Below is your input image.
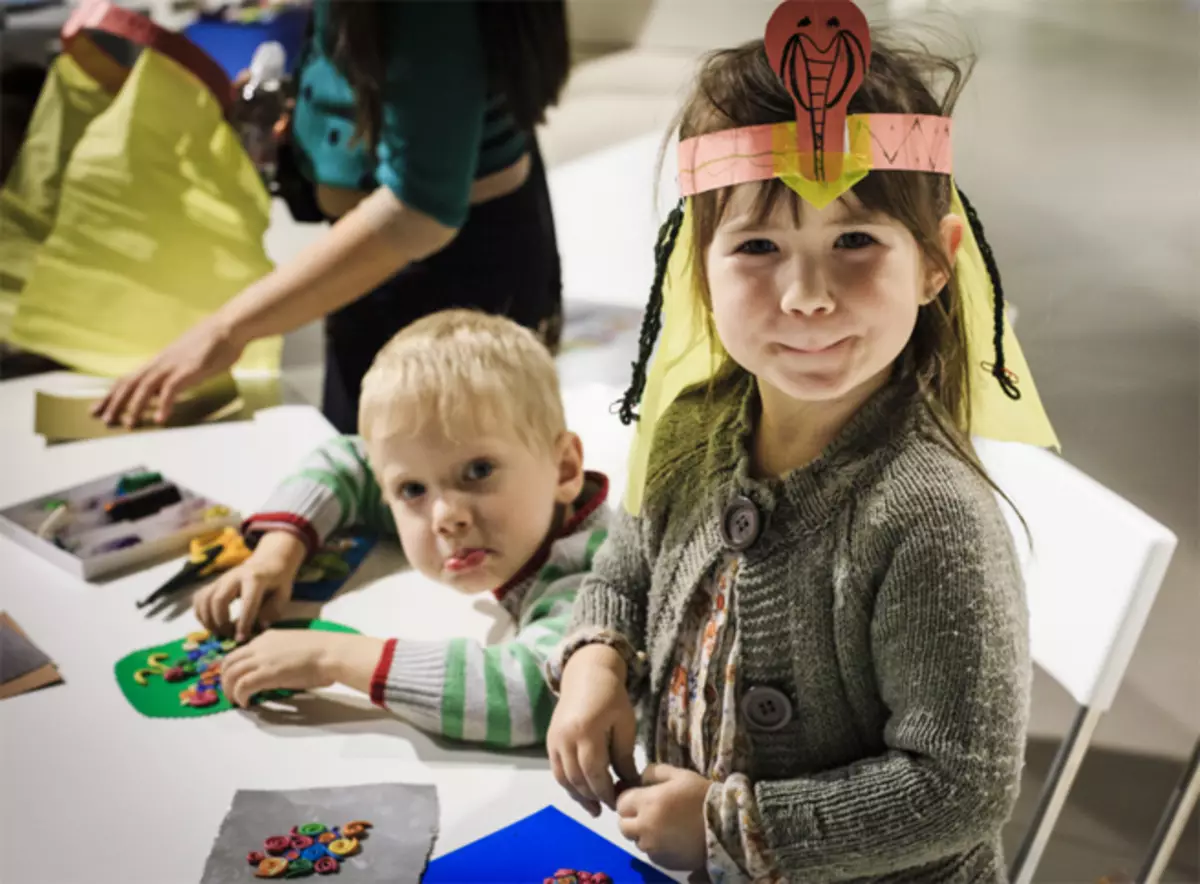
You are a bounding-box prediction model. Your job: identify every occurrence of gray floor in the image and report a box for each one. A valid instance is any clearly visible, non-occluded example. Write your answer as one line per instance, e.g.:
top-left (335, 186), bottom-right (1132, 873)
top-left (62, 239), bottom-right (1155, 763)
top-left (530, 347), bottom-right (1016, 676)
top-left (272, 1), bottom-right (1200, 879)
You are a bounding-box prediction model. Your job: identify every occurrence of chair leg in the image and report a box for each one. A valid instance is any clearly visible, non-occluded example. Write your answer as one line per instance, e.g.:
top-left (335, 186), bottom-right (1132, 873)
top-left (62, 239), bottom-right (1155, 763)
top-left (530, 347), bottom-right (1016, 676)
top-left (1137, 737), bottom-right (1200, 884)
top-left (1010, 705), bottom-right (1104, 884)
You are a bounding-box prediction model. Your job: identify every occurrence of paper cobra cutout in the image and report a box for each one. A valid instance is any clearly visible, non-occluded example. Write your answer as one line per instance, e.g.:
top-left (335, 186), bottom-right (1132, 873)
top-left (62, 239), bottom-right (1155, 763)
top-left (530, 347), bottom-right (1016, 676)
top-left (765, 0), bottom-right (870, 183)
top-left (678, 0), bottom-right (953, 207)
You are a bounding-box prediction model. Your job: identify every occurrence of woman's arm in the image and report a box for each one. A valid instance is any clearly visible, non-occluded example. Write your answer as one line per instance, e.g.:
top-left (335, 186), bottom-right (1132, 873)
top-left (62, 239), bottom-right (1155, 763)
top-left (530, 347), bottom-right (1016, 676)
top-left (94, 189), bottom-right (454, 426)
top-left (220, 188), bottom-right (454, 343)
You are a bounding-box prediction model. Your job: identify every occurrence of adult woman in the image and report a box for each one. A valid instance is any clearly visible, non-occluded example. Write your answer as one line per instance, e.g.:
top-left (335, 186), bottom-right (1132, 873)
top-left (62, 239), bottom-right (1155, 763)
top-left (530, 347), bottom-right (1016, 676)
top-left (96, 0), bottom-right (569, 433)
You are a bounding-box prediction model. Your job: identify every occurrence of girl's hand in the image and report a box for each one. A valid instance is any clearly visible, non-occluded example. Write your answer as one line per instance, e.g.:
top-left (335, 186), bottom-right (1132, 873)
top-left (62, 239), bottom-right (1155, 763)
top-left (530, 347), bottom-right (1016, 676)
top-left (221, 631), bottom-right (384, 708)
top-left (616, 764), bottom-right (711, 871)
top-left (193, 532), bottom-right (307, 643)
top-left (547, 644), bottom-right (641, 817)
top-left (93, 313), bottom-right (245, 427)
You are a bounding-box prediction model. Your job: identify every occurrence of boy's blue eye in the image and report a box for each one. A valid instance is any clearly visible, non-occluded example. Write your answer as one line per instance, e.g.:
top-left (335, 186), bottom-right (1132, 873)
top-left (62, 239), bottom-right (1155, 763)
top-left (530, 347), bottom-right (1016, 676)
top-left (735, 238), bottom-right (779, 255)
top-left (835, 231), bottom-right (878, 250)
top-left (398, 482), bottom-right (425, 500)
top-left (465, 460), bottom-right (495, 482)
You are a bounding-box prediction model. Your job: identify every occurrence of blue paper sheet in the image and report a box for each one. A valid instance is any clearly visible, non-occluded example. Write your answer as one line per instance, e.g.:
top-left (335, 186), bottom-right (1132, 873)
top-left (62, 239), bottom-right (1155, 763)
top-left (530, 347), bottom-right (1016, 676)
top-left (424, 806), bottom-right (674, 884)
top-left (290, 533), bottom-right (375, 603)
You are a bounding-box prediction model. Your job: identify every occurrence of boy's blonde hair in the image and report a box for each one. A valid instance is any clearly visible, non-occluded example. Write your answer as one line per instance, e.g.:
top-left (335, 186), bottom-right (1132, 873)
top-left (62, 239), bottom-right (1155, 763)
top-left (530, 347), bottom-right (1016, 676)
top-left (358, 310), bottom-right (566, 451)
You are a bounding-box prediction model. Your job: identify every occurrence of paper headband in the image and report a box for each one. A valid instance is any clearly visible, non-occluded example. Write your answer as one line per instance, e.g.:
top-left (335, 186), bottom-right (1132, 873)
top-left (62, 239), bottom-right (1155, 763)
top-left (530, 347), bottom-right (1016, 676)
top-left (677, 0), bottom-right (952, 207)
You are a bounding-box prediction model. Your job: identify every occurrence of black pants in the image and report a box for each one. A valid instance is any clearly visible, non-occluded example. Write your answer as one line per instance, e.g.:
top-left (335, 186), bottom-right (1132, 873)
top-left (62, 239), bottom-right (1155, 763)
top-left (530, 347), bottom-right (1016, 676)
top-left (321, 143), bottom-right (562, 434)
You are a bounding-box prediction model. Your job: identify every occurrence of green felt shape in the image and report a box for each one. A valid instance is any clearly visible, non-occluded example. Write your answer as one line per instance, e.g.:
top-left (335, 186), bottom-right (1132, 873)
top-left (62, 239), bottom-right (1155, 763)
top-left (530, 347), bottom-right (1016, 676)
top-left (114, 619), bottom-right (359, 719)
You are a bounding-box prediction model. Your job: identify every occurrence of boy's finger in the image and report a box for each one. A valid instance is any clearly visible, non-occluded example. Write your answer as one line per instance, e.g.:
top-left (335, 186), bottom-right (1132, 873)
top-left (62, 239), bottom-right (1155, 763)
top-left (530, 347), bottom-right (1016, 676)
top-left (236, 583), bottom-right (267, 643)
top-left (192, 584), bottom-right (215, 629)
top-left (210, 579), bottom-right (242, 636)
top-left (258, 583), bottom-right (289, 627)
top-left (233, 669), bottom-right (274, 708)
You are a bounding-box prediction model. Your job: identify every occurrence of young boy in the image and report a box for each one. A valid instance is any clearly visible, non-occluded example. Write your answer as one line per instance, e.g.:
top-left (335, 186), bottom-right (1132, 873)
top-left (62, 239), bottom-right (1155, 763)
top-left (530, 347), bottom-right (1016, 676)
top-left (194, 310), bottom-right (610, 748)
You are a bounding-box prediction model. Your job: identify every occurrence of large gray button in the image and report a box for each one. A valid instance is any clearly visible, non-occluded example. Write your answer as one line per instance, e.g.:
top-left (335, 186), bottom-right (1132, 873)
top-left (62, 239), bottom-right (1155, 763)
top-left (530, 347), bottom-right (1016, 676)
top-left (720, 495), bottom-right (762, 551)
top-left (741, 686), bottom-right (792, 732)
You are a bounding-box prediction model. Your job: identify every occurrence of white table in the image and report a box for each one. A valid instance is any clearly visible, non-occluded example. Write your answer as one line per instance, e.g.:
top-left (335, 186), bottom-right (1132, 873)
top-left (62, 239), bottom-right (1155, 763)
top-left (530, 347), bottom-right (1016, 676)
top-left (0, 373), bottom-right (663, 884)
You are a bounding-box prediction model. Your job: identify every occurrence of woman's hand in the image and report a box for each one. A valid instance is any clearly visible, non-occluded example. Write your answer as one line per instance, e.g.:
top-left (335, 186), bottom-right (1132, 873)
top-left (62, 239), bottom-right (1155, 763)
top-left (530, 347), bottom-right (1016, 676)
top-left (546, 643), bottom-right (641, 817)
top-left (616, 764), bottom-right (711, 871)
top-left (93, 313), bottom-right (245, 427)
top-left (194, 532), bottom-right (307, 643)
top-left (221, 631), bottom-right (384, 708)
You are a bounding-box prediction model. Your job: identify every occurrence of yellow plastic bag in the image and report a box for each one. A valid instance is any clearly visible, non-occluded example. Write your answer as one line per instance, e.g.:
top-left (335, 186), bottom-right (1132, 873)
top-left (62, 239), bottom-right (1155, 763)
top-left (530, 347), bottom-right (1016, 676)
top-left (5, 0), bottom-right (280, 376)
top-left (0, 37), bottom-right (122, 334)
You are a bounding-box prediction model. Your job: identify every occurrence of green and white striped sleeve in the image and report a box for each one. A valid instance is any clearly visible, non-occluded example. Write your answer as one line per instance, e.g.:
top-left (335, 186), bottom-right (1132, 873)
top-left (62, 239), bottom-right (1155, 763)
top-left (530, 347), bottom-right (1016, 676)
top-left (367, 568), bottom-right (583, 748)
top-left (245, 435), bottom-right (396, 551)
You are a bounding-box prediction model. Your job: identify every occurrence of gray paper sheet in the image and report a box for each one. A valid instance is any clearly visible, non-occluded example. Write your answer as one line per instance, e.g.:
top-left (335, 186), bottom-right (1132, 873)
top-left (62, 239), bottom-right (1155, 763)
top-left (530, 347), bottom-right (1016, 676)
top-left (0, 619), bottom-right (52, 684)
top-left (199, 783), bottom-right (439, 884)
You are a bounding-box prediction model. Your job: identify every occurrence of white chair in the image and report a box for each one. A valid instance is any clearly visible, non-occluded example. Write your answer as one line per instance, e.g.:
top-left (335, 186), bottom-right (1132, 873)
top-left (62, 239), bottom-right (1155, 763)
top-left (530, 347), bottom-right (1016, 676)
top-left (1137, 737), bottom-right (1200, 883)
top-left (973, 438), bottom-right (1179, 884)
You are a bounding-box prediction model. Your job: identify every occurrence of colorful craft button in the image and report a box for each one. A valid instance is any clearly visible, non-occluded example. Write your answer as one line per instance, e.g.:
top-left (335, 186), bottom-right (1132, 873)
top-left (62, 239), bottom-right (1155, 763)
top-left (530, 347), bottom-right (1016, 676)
top-left (263, 835), bottom-right (291, 856)
top-left (300, 845), bottom-right (327, 863)
top-left (255, 857), bottom-right (289, 878)
top-left (284, 859), bottom-right (314, 878)
top-left (316, 833), bottom-right (335, 845)
top-left (163, 666), bottom-right (187, 682)
top-left (221, 639), bottom-right (239, 652)
top-left (187, 648), bottom-right (205, 662)
top-left (284, 850), bottom-right (300, 861)
top-left (298, 823), bottom-right (326, 837)
top-left (289, 835), bottom-right (314, 851)
top-left (341, 821), bottom-right (370, 837)
top-left (133, 669), bottom-right (155, 686)
top-left (187, 630), bottom-right (211, 644)
top-left (200, 640), bottom-right (223, 655)
top-left (247, 852), bottom-right (266, 866)
top-left (187, 690), bottom-right (219, 708)
top-left (326, 838), bottom-right (358, 858)
top-left (147, 652), bottom-right (170, 671)
top-left (313, 857), bottom-right (339, 875)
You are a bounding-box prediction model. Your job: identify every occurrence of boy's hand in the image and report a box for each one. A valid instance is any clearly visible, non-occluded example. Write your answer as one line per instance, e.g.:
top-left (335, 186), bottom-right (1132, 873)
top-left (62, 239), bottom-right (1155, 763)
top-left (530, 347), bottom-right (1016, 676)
top-left (193, 531), bottom-right (307, 642)
top-left (221, 631), bottom-right (385, 708)
top-left (547, 644), bottom-right (640, 817)
top-left (616, 764), bottom-right (710, 871)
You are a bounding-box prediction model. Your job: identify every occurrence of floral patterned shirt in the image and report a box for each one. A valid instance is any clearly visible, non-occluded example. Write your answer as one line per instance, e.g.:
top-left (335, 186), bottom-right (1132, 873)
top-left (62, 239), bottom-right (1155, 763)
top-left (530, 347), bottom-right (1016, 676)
top-left (657, 554), bottom-right (785, 883)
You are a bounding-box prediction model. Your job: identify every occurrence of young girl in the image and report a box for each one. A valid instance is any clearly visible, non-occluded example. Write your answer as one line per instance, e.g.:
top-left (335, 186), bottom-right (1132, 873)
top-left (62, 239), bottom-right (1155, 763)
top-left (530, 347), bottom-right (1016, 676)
top-left (546, 2), bottom-right (1057, 880)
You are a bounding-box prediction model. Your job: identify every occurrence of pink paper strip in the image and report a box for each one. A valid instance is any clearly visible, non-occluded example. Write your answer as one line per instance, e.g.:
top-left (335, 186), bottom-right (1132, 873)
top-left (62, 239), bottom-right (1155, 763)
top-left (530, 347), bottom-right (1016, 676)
top-left (677, 114), bottom-right (952, 197)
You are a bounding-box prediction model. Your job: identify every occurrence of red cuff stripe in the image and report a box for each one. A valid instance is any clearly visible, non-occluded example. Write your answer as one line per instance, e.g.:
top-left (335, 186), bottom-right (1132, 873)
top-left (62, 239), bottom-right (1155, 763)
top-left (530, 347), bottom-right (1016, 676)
top-left (243, 512), bottom-right (320, 556)
top-left (369, 638), bottom-right (398, 708)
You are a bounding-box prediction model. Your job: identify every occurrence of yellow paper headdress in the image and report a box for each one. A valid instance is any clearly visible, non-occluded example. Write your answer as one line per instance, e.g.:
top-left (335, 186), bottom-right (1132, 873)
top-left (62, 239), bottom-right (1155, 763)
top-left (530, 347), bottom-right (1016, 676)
top-left (618, 0), bottom-right (1058, 515)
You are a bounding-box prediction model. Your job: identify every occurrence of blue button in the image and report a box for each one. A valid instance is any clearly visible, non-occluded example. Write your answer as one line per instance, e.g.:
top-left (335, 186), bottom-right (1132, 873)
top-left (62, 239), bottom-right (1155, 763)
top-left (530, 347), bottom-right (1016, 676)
top-left (302, 845), bottom-right (328, 862)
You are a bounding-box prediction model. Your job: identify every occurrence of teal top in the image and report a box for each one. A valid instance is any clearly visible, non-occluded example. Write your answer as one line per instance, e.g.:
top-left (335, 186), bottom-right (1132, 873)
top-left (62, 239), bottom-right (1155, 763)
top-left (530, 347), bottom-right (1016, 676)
top-left (290, 0), bottom-right (528, 228)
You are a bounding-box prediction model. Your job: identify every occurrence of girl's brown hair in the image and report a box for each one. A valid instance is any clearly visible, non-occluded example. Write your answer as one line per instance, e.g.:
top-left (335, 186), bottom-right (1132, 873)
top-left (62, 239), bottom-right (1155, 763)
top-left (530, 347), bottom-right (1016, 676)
top-left (326, 1), bottom-right (570, 151)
